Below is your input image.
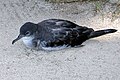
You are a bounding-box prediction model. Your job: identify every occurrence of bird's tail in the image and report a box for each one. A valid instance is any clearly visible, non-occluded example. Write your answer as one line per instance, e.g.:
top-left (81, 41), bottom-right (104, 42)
top-left (88, 29), bottom-right (117, 38)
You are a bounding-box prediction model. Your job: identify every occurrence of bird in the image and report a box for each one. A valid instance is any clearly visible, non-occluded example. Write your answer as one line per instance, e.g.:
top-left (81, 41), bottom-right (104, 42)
top-left (12, 19), bottom-right (117, 51)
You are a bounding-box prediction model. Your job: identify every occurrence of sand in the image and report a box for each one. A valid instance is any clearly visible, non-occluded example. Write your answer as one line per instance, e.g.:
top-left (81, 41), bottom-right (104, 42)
top-left (0, 0), bottom-right (120, 80)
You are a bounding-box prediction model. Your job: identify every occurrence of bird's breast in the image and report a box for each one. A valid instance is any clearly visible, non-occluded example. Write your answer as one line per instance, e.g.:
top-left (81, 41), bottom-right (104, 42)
top-left (22, 36), bottom-right (35, 48)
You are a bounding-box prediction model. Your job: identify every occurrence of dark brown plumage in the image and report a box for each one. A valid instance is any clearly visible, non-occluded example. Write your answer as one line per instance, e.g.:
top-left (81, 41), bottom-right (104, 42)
top-left (12, 19), bottom-right (117, 50)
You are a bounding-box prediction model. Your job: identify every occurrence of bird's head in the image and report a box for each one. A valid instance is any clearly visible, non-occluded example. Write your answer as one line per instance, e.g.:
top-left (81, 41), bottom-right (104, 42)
top-left (12, 22), bottom-right (38, 44)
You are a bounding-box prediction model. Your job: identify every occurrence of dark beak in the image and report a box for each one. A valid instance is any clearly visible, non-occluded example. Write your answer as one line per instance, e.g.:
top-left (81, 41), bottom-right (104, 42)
top-left (12, 34), bottom-right (24, 44)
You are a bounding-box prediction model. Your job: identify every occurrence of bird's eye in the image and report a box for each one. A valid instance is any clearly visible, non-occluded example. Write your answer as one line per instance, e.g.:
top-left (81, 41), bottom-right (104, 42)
top-left (25, 31), bottom-right (30, 35)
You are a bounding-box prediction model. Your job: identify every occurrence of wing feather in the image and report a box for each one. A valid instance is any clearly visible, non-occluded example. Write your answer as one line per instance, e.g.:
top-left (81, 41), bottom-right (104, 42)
top-left (37, 19), bottom-right (94, 47)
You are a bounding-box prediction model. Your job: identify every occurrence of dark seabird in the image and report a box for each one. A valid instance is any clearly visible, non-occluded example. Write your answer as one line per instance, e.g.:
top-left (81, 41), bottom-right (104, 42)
top-left (12, 19), bottom-right (117, 50)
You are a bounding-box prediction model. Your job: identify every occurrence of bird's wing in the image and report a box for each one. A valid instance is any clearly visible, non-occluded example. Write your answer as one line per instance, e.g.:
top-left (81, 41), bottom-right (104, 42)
top-left (37, 19), bottom-right (94, 47)
top-left (51, 26), bottom-right (93, 41)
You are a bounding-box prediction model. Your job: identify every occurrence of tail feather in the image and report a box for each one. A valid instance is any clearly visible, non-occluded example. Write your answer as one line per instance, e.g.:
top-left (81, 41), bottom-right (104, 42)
top-left (88, 29), bottom-right (117, 38)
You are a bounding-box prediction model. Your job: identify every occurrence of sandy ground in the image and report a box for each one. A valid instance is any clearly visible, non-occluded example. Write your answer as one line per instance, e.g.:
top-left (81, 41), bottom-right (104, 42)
top-left (0, 0), bottom-right (120, 80)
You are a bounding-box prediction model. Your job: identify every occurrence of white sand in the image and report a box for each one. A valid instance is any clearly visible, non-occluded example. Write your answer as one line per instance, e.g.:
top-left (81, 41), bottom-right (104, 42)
top-left (0, 0), bottom-right (120, 80)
